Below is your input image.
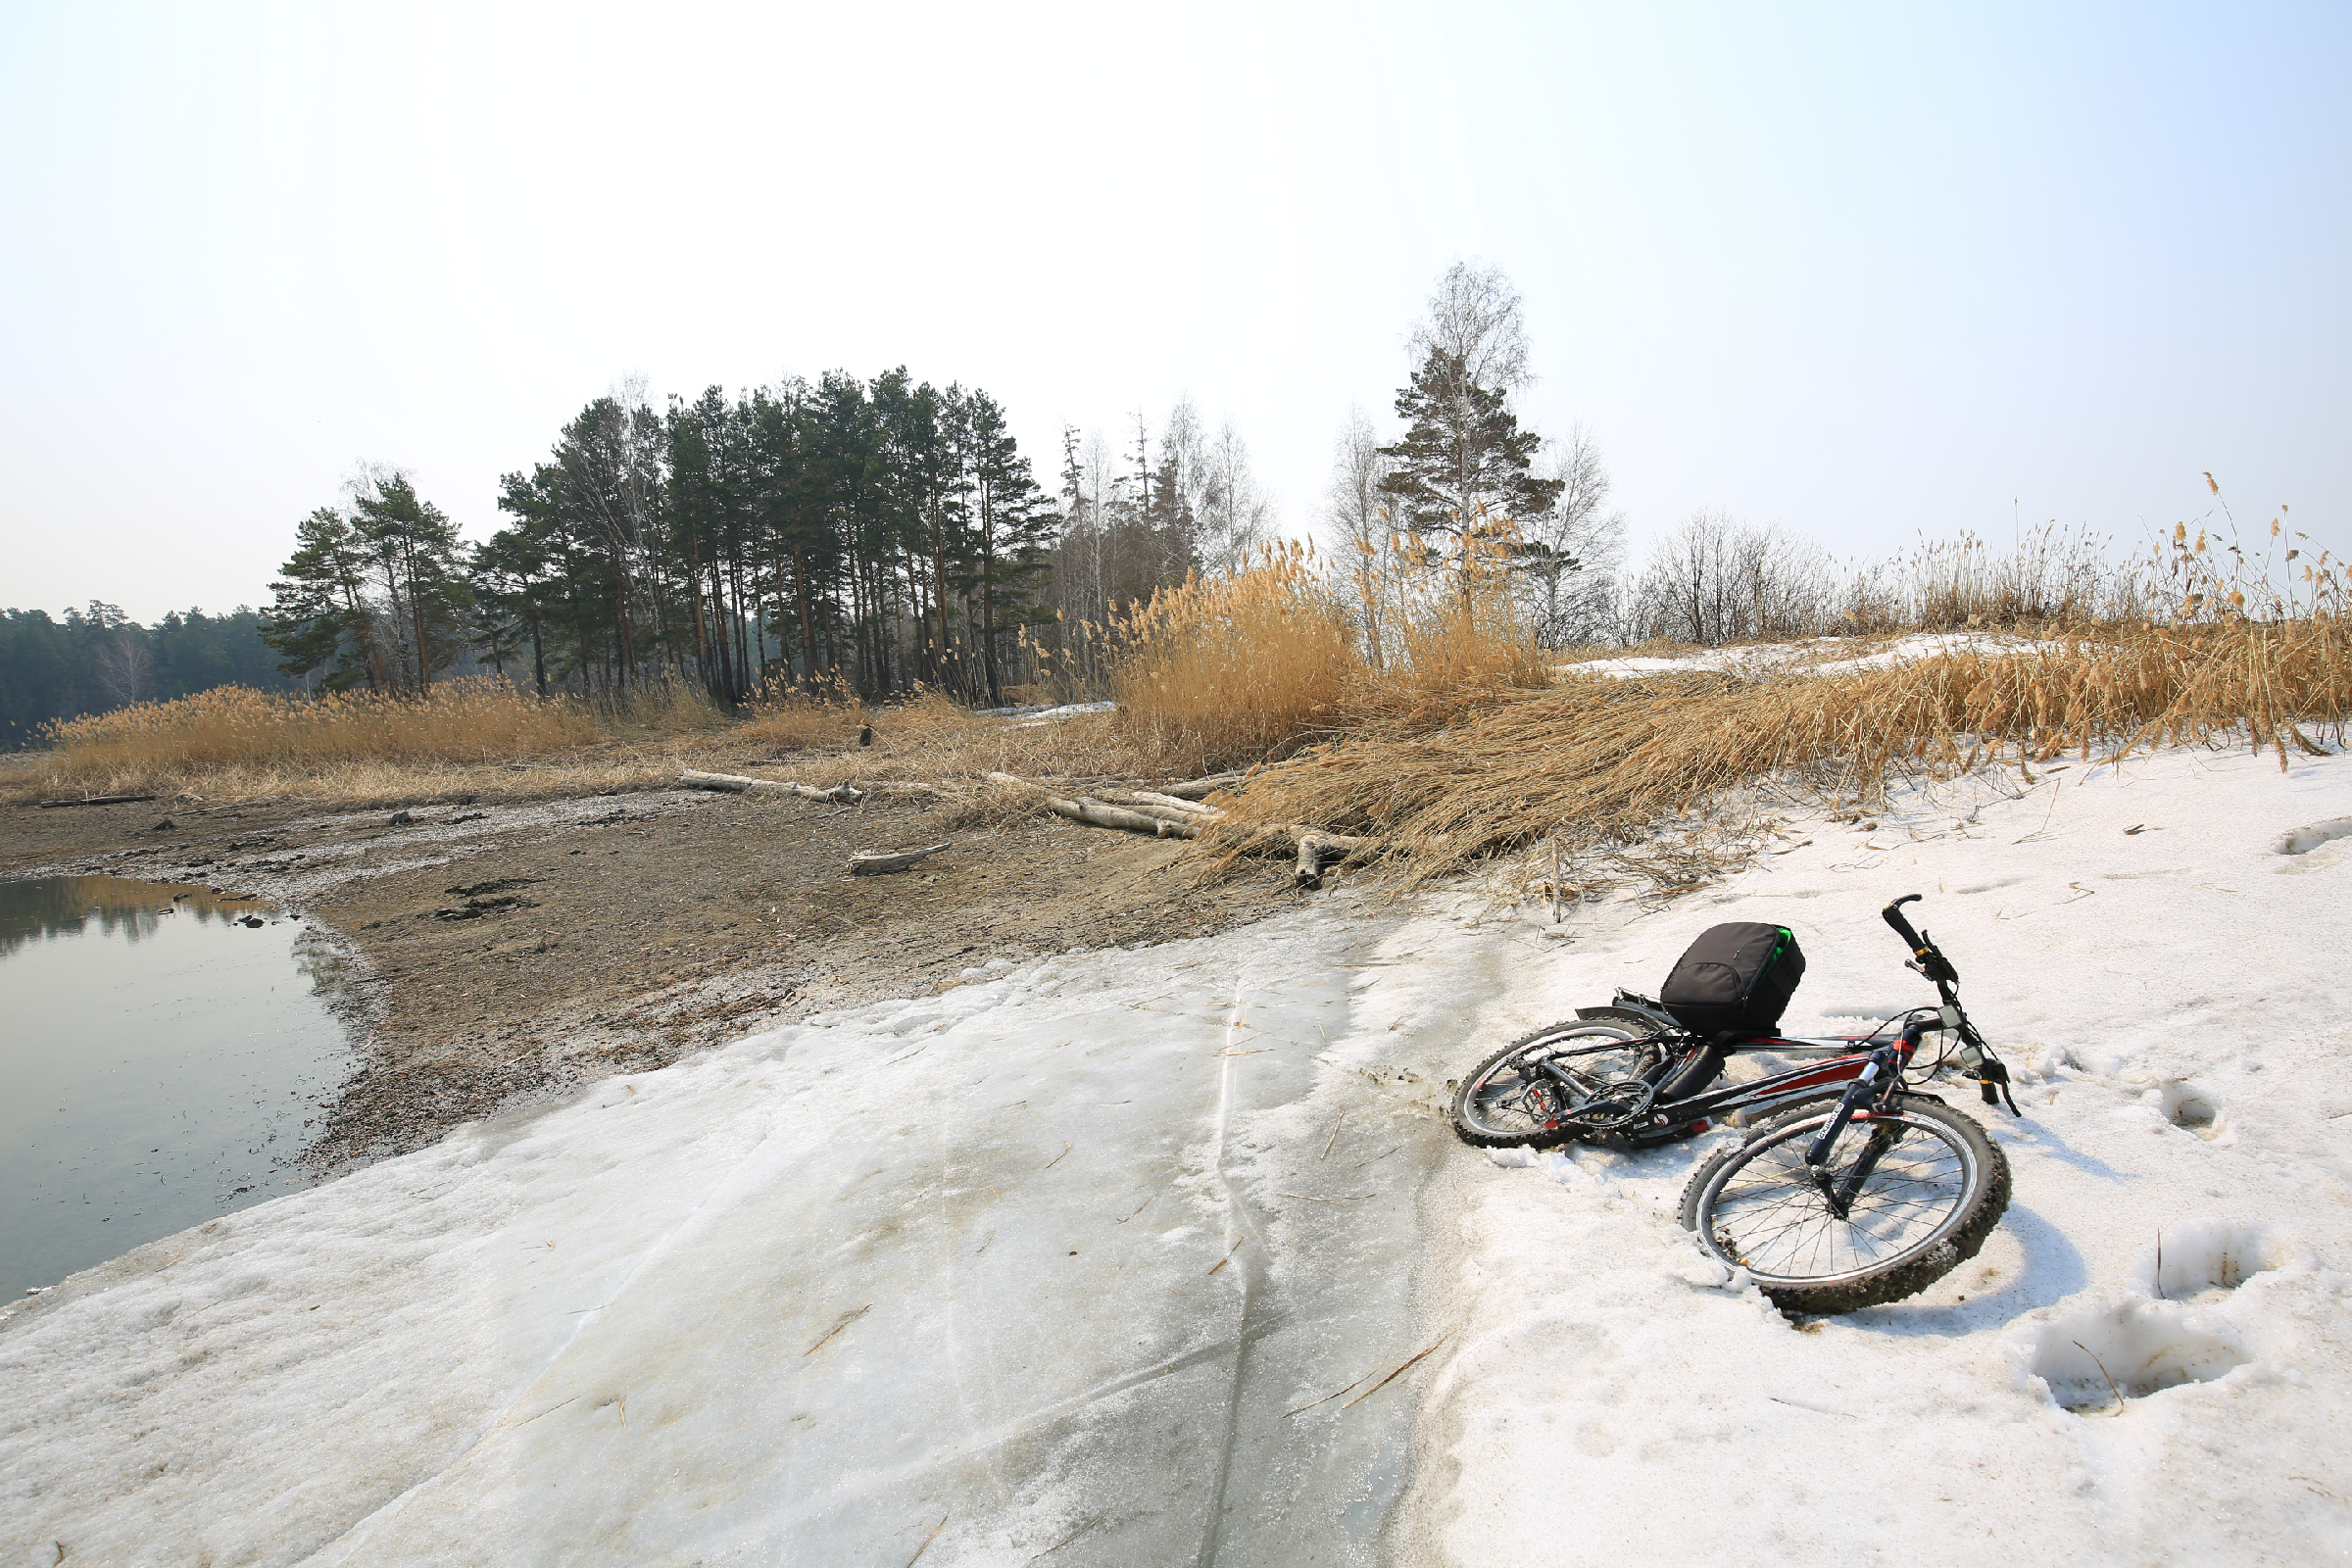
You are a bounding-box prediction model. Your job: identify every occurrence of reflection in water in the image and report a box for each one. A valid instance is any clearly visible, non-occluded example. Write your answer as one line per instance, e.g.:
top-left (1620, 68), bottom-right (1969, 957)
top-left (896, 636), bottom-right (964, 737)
top-left (0, 875), bottom-right (270, 958)
top-left (0, 876), bottom-right (359, 1300)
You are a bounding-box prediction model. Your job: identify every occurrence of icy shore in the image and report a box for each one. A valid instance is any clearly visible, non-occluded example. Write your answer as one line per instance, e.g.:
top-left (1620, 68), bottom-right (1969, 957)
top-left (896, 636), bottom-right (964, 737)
top-left (4, 741), bottom-right (2349, 1565)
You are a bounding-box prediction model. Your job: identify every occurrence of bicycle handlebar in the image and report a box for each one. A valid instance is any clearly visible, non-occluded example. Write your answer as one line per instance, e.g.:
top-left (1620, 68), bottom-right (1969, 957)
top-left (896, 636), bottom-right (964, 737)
top-left (1882, 894), bottom-right (1927, 950)
top-left (1882, 896), bottom-right (2018, 1114)
top-left (1883, 894), bottom-right (1959, 984)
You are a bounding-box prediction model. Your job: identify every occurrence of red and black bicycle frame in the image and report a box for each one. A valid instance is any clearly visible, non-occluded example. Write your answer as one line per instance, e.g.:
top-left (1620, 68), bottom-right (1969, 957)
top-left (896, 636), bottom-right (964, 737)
top-left (1587, 1027), bottom-right (1918, 1145)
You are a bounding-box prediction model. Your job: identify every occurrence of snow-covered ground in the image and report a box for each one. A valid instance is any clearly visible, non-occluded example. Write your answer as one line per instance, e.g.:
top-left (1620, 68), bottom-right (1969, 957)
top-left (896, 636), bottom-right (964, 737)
top-left (5, 742), bottom-right (2349, 1565)
top-left (1419, 742), bottom-right (2352, 1566)
top-left (971, 700), bottom-right (1119, 726)
top-left (1559, 631), bottom-right (2043, 682)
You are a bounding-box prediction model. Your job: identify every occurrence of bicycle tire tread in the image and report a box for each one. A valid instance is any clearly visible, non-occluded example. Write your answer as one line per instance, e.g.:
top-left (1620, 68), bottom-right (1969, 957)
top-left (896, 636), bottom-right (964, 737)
top-left (1679, 1096), bottom-right (2011, 1314)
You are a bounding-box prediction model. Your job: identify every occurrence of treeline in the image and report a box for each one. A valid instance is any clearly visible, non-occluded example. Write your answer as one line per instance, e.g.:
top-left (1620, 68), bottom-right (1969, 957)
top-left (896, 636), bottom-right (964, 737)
top-left (0, 605), bottom-right (300, 746)
top-left (267, 371), bottom-right (1072, 709)
top-left (1050, 400), bottom-right (1276, 658)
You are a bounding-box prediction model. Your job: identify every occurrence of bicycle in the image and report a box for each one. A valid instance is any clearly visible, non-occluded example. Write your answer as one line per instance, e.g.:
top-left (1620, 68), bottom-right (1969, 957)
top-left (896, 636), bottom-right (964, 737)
top-left (1448, 896), bottom-right (2020, 1312)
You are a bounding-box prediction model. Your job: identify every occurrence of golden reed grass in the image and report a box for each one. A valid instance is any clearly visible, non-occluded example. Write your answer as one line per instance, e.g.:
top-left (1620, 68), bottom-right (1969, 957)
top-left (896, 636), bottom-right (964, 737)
top-left (16, 677), bottom-right (734, 806)
top-left (44, 680), bottom-right (598, 772)
top-left (1098, 541), bottom-right (1552, 771)
top-left (1213, 614), bottom-right (2351, 889)
top-left (1108, 544), bottom-right (1361, 772)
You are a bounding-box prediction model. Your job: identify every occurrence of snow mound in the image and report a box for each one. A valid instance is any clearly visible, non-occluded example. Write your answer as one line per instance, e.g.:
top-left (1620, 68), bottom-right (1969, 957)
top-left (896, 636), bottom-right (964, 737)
top-left (2273, 815), bottom-right (2352, 855)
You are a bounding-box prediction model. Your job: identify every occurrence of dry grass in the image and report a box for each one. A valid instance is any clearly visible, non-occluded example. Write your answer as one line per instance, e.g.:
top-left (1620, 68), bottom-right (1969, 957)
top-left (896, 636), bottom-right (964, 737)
top-left (1212, 610), bottom-right (2352, 892)
top-left (1109, 545), bottom-right (1361, 773)
top-left (733, 675), bottom-right (869, 753)
top-left (1099, 543), bottom-right (1553, 769)
top-left (15, 510), bottom-right (2342, 906)
top-left (775, 691), bottom-right (1139, 788)
top-left (8, 677), bottom-right (737, 809)
top-left (49, 679), bottom-right (603, 770)
top-left (1837, 523), bottom-right (2139, 632)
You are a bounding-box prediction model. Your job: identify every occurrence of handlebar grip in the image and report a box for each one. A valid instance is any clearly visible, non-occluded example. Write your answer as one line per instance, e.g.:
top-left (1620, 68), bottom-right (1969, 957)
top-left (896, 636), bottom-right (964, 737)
top-left (1882, 894), bottom-right (1927, 949)
top-left (1884, 894), bottom-right (1960, 983)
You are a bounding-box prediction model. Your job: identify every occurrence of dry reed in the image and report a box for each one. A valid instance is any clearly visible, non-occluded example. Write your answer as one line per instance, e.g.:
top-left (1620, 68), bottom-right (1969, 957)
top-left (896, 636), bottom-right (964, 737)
top-left (1212, 609), bottom-right (2351, 891)
top-left (14, 676), bottom-right (738, 807)
top-left (45, 680), bottom-right (597, 772)
top-left (1110, 544), bottom-right (1362, 772)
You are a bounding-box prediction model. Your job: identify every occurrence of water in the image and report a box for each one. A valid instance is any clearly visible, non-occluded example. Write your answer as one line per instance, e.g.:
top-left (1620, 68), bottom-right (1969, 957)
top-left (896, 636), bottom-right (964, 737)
top-left (0, 875), bottom-right (360, 1299)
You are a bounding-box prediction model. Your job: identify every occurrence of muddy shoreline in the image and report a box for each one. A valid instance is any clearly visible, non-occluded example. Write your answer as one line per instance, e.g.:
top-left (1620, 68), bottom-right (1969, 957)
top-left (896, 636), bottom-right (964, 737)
top-left (1, 781), bottom-right (1298, 1174)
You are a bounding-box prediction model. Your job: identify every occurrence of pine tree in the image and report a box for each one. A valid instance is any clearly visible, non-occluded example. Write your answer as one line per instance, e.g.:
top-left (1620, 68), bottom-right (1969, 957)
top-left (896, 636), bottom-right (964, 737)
top-left (960, 390), bottom-right (1054, 705)
top-left (1377, 348), bottom-right (1562, 575)
top-left (261, 508), bottom-right (384, 690)
top-left (349, 472), bottom-right (474, 690)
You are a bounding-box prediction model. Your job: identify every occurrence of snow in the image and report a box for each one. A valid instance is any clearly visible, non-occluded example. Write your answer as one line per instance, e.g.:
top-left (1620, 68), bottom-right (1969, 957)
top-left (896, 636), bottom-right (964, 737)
top-left (971, 700), bottom-right (1117, 725)
top-left (6, 741), bottom-right (2352, 1564)
top-left (0, 906), bottom-right (1452, 1565)
top-left (1423, 742), bottom-right (2352, 1565)
top-left (1559, 631), bottom-right (2043, 681)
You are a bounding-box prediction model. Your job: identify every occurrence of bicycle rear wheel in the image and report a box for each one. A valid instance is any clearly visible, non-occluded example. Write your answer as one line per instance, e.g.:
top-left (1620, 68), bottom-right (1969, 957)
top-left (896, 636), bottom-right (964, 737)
top-left (1449, 1020), bottom-right (1663, 1148)
top-left (1679, 1097), bottom-right (2009, 1313)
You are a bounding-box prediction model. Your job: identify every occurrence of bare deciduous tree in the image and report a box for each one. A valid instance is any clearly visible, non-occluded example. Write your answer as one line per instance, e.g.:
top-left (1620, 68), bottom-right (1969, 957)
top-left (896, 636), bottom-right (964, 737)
top-left (1410, 260), bottom-right (1533, 396)
top-left (1632, 511), bottom-right (1834, 645)
top-left (1198, 421), bottom-right (1273, 578)
top-left (91, 627), bottom-right (153, 709)
top-left (1517, 424), bottom-right (1627, 647)
top-left (1324, 408), bottom-right (1398, 664)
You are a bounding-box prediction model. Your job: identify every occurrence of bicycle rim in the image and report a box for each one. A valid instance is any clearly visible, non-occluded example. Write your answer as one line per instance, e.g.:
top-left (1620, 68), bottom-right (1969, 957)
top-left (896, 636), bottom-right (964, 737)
top-left (1697, 1110), bottom-right (1978, 1287)
top-left (1459, 1032), bottom-right (1662, 1142)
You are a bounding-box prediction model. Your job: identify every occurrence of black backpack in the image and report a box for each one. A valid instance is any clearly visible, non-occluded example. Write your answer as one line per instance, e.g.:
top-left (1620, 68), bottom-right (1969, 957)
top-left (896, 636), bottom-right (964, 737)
top-left (1660, 922), bottom-right (1806, 1039)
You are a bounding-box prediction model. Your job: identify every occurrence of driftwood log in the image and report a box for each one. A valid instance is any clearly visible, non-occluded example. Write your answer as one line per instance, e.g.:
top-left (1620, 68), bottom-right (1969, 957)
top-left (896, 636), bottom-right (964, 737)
top-left (850, 842), bottom-right (952, 875)
top-left (678, 769), bottom-right (862, 805)
top-left (1294, 831), bottom-right (1344, 891)
top-left (987, 771), bottom-right (1371, 885)
top-left (1118, 790), bottom-right (1220, 816)
top-left (987, 774), bottom-right (1202, 838)
top-left (38, 794), bottom-right (159, 808)
top-left (682, 762), bottom-right (1368, 888)
top-left (1158, 773), bottom-right (1244, 801)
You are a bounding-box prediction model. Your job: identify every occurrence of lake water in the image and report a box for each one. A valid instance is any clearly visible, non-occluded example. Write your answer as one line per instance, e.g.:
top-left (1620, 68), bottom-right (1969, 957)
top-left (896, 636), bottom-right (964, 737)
top-left (0, 875), bottom-right (360, 1299)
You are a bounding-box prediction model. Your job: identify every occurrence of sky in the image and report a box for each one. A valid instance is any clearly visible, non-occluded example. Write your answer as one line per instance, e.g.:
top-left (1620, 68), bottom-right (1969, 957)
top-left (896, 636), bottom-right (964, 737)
top-left (2, 1), bottom-right (2346, 622)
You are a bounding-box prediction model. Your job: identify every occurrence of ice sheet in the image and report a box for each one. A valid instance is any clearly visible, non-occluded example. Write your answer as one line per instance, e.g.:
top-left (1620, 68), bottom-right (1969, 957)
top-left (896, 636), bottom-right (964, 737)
top-left (1, 906), bottom-right (1462, 1566)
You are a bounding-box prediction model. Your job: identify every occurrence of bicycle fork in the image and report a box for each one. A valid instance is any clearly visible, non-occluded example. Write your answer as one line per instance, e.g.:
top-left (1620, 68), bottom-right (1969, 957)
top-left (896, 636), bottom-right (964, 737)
top-left (1803, 1025), bottom-right (1926, 1219)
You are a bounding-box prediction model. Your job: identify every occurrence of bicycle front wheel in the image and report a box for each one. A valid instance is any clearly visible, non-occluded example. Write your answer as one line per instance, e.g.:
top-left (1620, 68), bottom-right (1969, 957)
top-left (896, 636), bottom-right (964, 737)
top-left (1449, 1021), bottom-right (1661, 1148)
top-left (1679, 1097), bottom-right (2009, 1313)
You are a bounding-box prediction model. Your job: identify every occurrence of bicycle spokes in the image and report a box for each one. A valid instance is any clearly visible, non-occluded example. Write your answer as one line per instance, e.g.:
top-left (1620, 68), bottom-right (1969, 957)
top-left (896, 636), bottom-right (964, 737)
top-left (1709, 1116), bottom-right (1971, 1283)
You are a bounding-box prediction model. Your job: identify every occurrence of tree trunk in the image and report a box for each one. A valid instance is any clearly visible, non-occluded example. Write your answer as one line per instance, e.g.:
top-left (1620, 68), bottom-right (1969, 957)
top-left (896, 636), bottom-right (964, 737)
top-left (849, 842), bottom-right (952, 875)
top-left (677, 768), bottom-right (862, 805)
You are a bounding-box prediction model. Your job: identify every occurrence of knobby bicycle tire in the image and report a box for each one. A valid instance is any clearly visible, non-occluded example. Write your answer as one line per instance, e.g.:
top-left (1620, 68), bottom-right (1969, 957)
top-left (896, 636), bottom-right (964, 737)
top-left (1449, 1020), bottom-right (1650, 1148)
top-left (1678, 1096), bottom-right (2010, 1313)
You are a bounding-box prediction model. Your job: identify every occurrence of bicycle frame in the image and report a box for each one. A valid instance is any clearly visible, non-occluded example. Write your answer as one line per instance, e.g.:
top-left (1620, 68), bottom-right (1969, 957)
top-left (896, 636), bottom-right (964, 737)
top-left (1563, 1028), bottom-right (1906, 1141)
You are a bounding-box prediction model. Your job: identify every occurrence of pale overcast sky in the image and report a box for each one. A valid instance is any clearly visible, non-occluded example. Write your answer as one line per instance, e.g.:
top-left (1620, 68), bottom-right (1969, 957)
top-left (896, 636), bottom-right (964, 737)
top-left (3, 1), bottom-right (2345, 621)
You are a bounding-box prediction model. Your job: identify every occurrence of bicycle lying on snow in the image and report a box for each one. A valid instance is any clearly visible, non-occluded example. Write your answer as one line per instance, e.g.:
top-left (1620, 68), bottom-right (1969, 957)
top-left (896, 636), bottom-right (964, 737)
top-left (1448, 896), bottom-right (2022, 1314)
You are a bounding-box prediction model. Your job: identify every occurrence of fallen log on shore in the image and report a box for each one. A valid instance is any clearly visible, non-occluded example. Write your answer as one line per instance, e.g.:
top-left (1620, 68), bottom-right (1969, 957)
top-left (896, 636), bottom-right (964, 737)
top-left (1108, 790), bottom-right (1220, 816)
top-left (38, 793), bottom-right (160, 808)
top-left (678, 769), bottom-right (862, 805)
top-left (681, 763), bottom-right (1371, 888)
top-left (986, 773), bottom-right (1202, 838)
top-left (987, 771), bottom-right (1372, 884)
top-left (1157, 773), bottom-right (1245, 801)
top-left (849, 842), bottom-right (952, 875)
